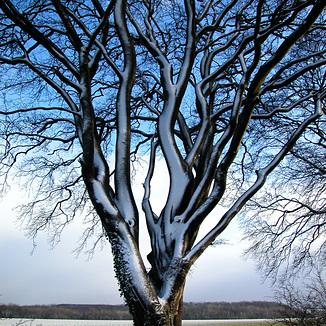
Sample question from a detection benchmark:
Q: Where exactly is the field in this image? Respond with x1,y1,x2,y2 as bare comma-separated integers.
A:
1,319,277,326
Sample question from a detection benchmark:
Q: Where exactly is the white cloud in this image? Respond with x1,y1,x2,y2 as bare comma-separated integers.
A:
0,164,273,305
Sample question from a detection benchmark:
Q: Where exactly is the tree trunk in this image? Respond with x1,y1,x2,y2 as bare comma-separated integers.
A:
105,224,186,326
129,292,184,326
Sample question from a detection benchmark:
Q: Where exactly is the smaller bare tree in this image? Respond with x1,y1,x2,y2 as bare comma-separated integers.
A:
273,266,326,326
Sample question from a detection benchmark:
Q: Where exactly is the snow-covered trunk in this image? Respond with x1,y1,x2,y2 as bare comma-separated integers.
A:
129,302,182,326
108,225,187,326
125,276,185,326
108,230,167,326
106,220,188,325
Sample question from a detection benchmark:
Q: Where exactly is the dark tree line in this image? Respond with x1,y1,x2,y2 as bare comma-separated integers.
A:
183,301,282,320
0,301,282,320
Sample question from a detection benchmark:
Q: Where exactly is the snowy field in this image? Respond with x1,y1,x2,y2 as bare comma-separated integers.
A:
1,318,271,326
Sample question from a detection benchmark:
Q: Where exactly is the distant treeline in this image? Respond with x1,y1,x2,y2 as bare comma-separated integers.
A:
0,303,130,320
183,301,282,320
0,301,282,320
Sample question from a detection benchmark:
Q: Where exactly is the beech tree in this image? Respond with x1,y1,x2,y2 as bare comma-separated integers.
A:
0,0,325,325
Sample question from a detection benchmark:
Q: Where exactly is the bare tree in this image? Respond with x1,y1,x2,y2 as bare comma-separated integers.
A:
0,1,325,325
273,265,326,326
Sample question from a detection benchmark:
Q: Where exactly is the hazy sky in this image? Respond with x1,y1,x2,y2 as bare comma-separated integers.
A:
0,164,274,305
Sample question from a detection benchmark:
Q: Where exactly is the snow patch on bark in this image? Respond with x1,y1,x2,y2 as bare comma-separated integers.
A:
93,150,107,183
91,179,117,216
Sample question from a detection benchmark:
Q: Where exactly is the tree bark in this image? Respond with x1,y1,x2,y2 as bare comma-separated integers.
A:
109,235,186,326
117,269,185,325
129,292,184,326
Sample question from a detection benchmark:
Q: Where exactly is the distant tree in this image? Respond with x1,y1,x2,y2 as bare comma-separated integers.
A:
0,1,325,325
273,265,326,326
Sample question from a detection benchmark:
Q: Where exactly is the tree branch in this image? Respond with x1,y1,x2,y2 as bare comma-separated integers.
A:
185,96,323,266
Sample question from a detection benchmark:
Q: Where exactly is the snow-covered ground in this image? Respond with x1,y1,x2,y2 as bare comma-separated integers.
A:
1,318,271,326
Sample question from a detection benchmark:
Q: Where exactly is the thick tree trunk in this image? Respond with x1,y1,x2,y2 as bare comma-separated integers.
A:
105,225,186,326
128,273,186,326
129,292,184,326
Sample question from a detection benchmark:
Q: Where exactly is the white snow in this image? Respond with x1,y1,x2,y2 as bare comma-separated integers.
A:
92,179,118,216
94,149,107,183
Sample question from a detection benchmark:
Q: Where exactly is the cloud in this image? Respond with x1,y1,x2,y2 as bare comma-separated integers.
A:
0,194,121,305
0,165,273,305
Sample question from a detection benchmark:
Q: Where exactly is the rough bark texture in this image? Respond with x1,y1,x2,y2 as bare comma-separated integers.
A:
127,288,184,326
109,229,186,325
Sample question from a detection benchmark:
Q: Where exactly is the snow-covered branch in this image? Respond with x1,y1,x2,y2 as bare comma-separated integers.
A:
142,138,159,228
185,96,323,266
114,0,138,236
